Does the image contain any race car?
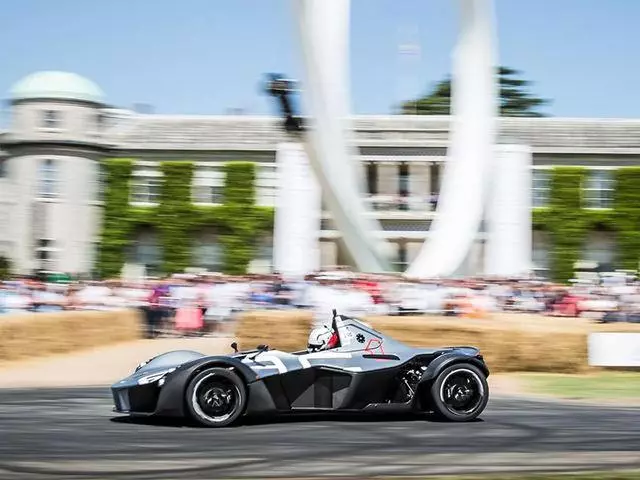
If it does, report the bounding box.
[111,311,490,427]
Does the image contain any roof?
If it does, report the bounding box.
[109,115,640,154]
[9,71,105,104]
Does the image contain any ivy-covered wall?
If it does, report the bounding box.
[98,160,640,283]
[533,166,640,283]
[97,159,274,279]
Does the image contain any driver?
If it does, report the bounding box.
[307,324,339,352]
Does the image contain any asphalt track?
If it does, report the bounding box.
[0,388,639,479]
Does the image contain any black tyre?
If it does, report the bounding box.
[429,363,489,422]
[185,368,247,427]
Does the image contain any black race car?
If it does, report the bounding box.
[111,311,490,427]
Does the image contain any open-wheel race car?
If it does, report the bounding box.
[111,311,490,427]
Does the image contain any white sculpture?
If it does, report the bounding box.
[292,0,392,272]
[406,0,498,277]
[274,0,531,278]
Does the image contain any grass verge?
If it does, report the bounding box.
[518,371,640,401]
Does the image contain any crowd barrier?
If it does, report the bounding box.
[0,309,143,364]
[235,311,640,373]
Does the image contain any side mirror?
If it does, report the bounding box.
[231,342,238,353]
[257,344,269,351]
[332,308,337,318]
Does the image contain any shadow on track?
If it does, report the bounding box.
[110,411,484,428]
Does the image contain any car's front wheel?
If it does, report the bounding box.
[428,363,489,422]
[185,367,247,427]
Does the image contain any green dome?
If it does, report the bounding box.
[10,71,104,104]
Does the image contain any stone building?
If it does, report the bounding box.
[1,71,639,277]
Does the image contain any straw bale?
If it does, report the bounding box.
[0,309,142,364]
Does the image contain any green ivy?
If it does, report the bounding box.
[0,254,11,279]
[98,162,640,283]
[613,167,640,270]
[96,159,274,278]
[533,166,640,283]
[97,159,135,279]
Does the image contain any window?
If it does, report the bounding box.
[532,169,551,207]
[194,185,223,204]
[398,163,410,195]
[398,163,410,211]
[192,229,223,272]
[582,231,616,272]
[248,235,274,274]
[37,159,58,198]
[193,167,224,204]
[128,228,161,274]
[96,113,105,131]
[41,110,61,129]
[36,239,57,272]
[392,243,408,271]
[256,164,278,207]
[366,163,377,195]
[0,158,6,178]
[430,163,441,196]
[532,230,550,275]
[584,169,614,209]
[131,176,162,204]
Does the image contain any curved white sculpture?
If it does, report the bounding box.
[290,0,499,277]
[406,0,498,277]
[293,0,392,272]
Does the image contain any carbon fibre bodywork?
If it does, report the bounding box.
[111,315,489,420]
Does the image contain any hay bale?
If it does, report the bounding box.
[231,310,640,373]
[366,314,640,374]
[235,310,313,352]
[0,309,143,364]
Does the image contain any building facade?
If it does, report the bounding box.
[1,71,639,278]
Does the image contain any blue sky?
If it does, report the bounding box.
[0,0,638,118]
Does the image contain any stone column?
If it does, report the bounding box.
[320,241,338,269]
[273,143,321,277]
[377,162,398,196]
[408,163,430,210]
[429,163,442,196]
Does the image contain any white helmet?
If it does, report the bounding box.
[307,324,335,352]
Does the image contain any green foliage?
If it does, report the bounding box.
[97,159,135,279]
[613,167,640,270]
[0,254,11,279]
[194,162,274,275]
[532,167,640,283]
[498,66,550,117]
[400,66,551,117]
[544,168,590,283]
[96,159,274,278]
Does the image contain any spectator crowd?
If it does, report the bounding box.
[2,270,640,337]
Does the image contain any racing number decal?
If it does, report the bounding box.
[364,338,385,356]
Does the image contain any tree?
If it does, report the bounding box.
[399,66,551,117]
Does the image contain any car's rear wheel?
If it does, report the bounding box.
[429,363,488,422]
[185,368,247,427]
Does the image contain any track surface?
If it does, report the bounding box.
[0,388,639,479]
